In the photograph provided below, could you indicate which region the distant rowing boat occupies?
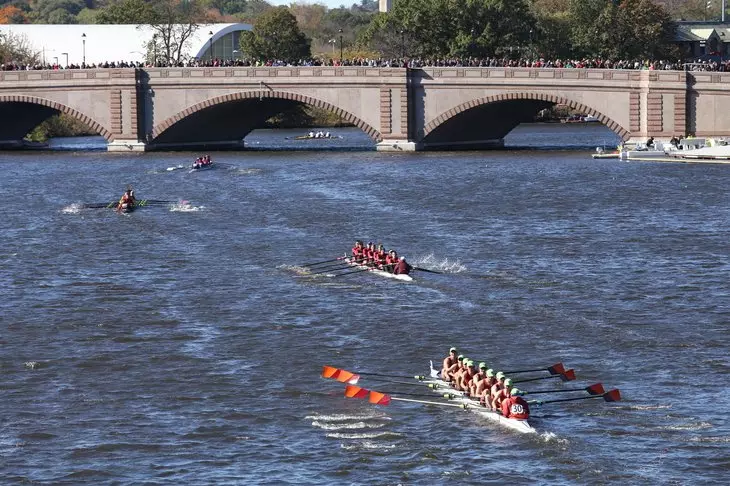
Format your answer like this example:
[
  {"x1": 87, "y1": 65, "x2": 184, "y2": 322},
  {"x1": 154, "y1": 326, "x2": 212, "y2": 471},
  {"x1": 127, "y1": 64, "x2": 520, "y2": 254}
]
[
  {"x1": 344, "y1": 257, "x2": 414, "y2": 281},
  {"x1": 424, "y1": 361, "x2": 536, "y2": 434}
]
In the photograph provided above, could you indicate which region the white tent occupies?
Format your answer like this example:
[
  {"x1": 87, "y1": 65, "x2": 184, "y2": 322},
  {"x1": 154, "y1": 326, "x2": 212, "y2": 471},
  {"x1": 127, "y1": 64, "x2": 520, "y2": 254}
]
[{"x1": 0, "y1": 23, "x2": 252, "y2": 66}]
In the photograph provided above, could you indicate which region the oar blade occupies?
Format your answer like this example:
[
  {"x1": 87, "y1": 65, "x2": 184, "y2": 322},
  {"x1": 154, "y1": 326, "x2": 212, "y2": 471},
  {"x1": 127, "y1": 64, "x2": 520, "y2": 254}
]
[
  {"x1": 344, "y1": 385, "x2": 369, "y2": 399},
  {"x1": 547, "y1": 363, "x2": 566, "y2": 375},
  {"x1": 322, "y1": 365, "x2": 339, "y2": 379},
  {"x1": 604, "y1": 389, "x2": 621, "y2": 402},
  {"x1": 369, "y1": 391, "x2": 391, "y2": 405},
  {"x1": 560, "y1": 369, "x2": 576, "y2": 382},
  {"x1": 586, "y1": 383, "x2": 605, "y2": 396},
  {"x1": 336, "y1": 370, "x2": 360, "y2": 384}
]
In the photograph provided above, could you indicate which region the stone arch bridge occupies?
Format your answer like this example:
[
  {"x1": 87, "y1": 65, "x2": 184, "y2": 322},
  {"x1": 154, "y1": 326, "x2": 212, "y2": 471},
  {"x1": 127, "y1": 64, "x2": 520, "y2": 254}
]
[{"x1": 1, "y1": 67, "x2": 729, "y2": 151}]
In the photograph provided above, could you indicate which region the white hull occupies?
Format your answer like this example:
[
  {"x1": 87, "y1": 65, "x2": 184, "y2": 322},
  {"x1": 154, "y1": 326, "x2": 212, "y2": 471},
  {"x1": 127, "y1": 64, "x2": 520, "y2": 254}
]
[
  {"x1": 424, "y1": 361, "x2": 536, "y2": 434},
  {"x1": 344, "y1": 258, "x2": 414, "y2": 281}
]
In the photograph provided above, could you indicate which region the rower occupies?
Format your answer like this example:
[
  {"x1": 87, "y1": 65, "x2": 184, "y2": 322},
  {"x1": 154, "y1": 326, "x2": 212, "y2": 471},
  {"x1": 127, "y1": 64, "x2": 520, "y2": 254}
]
[
  {"x1": 500, "y1": 388, "x2": 530, "y2": 419},
  {"x1": 441, "y1": 347, "x2": 458, "y2": 380},
  {"x1": 364, "y1": 242, "x2": 376, "y2": 264},
  {"x1": 487, "y1": 372, "x2": 507, "y2": 409},
  {"x1": 385, "y1": 250, "x2": 398, "y2": 272},
  {"x1": 469, "y1": 362, "x2": 488, "y2": 397},
  {"x1": 392, "y1": 256, "x2": 412, "y2": 275},
  {"x1": 374, "y1": 244, "x2": 387, "y2": 268},
  {"x1": 491, "y1": 377, "x2": 513, "y2": 411},
  {"x1": 476, "y1": 368, "x2": 497, "y2": 405},
  {"x1": 445, "y1": 354, "x2": 464, "y2": 384},
  {"x1": 351, "y1": 240, "x2": 364, "y2": 263},
  {"x1": 116, "y1": 187, "x2": 135, "y2": 212},
  {"x1": 457, "y1": 359, "x2": 476, "y2": 392}
]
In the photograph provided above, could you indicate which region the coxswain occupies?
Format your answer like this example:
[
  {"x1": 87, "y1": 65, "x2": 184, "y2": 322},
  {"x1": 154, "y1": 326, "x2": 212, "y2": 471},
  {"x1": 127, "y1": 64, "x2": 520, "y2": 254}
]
[
  {"x1": 500, "y1": 388, "x2": 530, "y2": 419},
  {"x1": 392, "y1": 256, "x2": 412, "y2": 275},
  {"x1": 351, "y1": 240, "x2": 364, "y2": 263},
  {"x1": 469, "y1": 362, "x2": 488, "y2": 397},
  {"x1": 374, "y1": 244, "x2": 387, "y2": 268},
  {"x1": 491, "y1": 377, "x2": 513, "y2": 411},
  {"x1": 476, "y1": 368, "x2": 497, "y2": 405},
  {"x1": 441, "y1": 347, "x2": 458, "y2": 380}
]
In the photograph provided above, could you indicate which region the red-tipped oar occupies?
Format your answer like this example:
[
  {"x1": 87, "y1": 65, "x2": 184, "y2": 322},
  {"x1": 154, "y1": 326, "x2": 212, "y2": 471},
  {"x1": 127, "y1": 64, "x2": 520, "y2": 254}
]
[
  {"x1": 504, "y1": 363, "x2": 565, "y2": 375},
  {"x1": 322, "y1": 365, "x2": 360, "y2": 384},
  {"x1": 519, "y1": 383, "x2": 604, "y2": 396},
  {"x1": 322, "y1": 366, "x2": 429, "y2": 385},
  {"x1": 529, "y1": 389, "x2": 621, "y2": 405},
  {"x1": 344, "y1": 385, "x2": 468, "y2": 409},
  {"x1": 514, "y1": 369, "x2": 576, "y2": 383}
]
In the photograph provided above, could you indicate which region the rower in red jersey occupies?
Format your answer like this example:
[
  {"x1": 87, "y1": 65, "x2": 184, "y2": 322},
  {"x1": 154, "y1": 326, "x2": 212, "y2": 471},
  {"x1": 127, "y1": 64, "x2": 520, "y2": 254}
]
[
  {"x1": 374, "y1": 244, "x2": 387, "y2": 268},
  {"x1": 491, "y1": 377, "x2": 513, "y2": 411},
  {"x1": 445, "y1": 354, "x2": 464, "y2": 383},
  {"x1": 476, "y1": 368, "x2": 497, "y2": 405},
  {"x1": 458, "y1": 360, "x2": 477, "y2": 394},
  {"x1": 441, "y1": 347, "x2": 458, "y2": 380},
  {"x1": 501, "y1": 388, "x2": 530, "y2": 419},
  {"x1": 365, "y1": 242, "x2": 376, "y2": 264},
  {"x1": 352, "y1": 240, "x2": 364, "y2": 263},
  {"x1": 469, "y1": 362, "x2": 488, "y2": 397},
  {"x1": 487, "y1": 372, "x2": 507, "y2": 409},
  {"x1": 385, "y1": 250, "x2": 398, "y2": 272}
]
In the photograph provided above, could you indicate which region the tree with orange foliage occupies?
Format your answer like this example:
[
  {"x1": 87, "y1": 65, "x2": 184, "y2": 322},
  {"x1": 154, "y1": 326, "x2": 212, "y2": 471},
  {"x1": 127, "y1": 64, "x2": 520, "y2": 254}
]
[{"x1": 0, "y1": 5, "x2": 29, "y2": 24}]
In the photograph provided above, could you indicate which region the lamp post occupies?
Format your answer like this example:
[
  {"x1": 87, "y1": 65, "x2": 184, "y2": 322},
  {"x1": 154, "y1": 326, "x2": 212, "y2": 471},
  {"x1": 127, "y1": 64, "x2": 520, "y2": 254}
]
[
  {"x1": 208, "y1": 30, "x2": 214, "y2": 61},
  {"x1": 338, "y1": 29, "x2": 343, "y2": 64},
  {"x1": 81, "y1": 33, "x2": 86, "y2": 66},
  {"x1": 529, "y1": 29, "x2": 533, "y2": 58},
  {"x1": 61, "y1": 52, "x2": 68, "y2": 68},
  {"x1": 53, "y1": 56, "x2": 58, "y2": 66},
  {"x1": 152, "y1": 34, "x2": 158, "y2": 66},
  {"x1": 400, "y1": 29, "x2": 405, "y2": 58},
  {"x1": 328, "y1": 38, "x2": 336, "y2": 56}
]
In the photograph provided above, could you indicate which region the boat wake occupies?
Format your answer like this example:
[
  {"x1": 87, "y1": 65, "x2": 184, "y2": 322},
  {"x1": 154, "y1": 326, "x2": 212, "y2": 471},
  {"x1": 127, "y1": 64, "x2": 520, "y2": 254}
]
[
  {"x1": 234, "y1": 168, "x2": 263, "y2": 176},
  {"x1": 62, "y1": 204, "x2": 83, "y2": 214},
  {"x1": 413, "y1": 254, "x2": 468, "y2": 273},
  {"x1": 170, "y1": 202, "x2": 203, "y2": 212}
]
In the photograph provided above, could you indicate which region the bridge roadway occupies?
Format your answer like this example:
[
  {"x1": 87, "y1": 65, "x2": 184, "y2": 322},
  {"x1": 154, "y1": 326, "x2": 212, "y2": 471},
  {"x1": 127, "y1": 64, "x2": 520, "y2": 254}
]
[{"x1": 1, "y1": 67, "x2": 729, "y2": 151}]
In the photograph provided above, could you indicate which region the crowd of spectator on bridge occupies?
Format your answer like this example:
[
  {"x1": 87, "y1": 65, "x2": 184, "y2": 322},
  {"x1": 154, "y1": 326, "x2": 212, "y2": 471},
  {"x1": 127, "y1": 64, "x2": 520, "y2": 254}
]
[{"x1": 2, "y1": 56, "x2": 729, "y2": 72}]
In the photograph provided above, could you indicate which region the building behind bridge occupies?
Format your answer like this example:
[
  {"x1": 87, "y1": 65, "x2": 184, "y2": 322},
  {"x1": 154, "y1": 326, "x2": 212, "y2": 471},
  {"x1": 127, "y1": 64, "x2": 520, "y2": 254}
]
[{"x1": 0, "y1": 23, "x2": 252, "y2": 67}]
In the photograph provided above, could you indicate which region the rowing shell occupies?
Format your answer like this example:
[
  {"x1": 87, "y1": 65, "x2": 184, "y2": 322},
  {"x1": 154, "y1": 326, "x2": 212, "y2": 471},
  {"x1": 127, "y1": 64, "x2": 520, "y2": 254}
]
[
  {"x1": 344, "y1": 258, "x2": 414, "y2": 282},
  {"x1": 424, "y1": 361, "x2": 536, "y2": 434}
]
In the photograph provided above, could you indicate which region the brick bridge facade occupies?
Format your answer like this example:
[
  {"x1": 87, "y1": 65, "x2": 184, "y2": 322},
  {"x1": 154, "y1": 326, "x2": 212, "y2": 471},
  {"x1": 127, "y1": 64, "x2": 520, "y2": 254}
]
[{"x1": 1, "y1": 67, "x2": 729, "y2": 151}]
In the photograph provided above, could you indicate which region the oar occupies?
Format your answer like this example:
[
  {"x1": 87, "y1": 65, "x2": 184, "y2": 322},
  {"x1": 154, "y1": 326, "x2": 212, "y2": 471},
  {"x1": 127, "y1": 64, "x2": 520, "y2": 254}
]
[
  {"x1": 302, "y1": 256, "x2": 348, "y2": 267},
  {"x1": 345, "y1": 385, "x2": 470, "y2": 408},
  {"x1": 520, "y1": 383, "x2": 604, "y2": 396},
  {"x1": 82, "y1": 202, "x2": 117, "y2": 209},
  {"x1": 514, "y1": 369, "x2": 576, "y2": 383},
  {"x1": 307, "y1": 263, "x2": 353, "y2": 274},
  {"x1": 529, "y1": 389, "x2": 621, "y2": 405},
  {"x1": 141, "y1": 199, "x2": 177, "y2": 205},
  {"x1": 321, "y1": 366, "x2": 429, "y2": 385},
  {"x1": 504, "y1": 363, "x2": 565, "y2": 375},
  {"x1": 333, "y1": 266, "x2": 377, "y2": 277},
  {"x1": 413, "y1": 266, "x2": 442, "y2": 274}
]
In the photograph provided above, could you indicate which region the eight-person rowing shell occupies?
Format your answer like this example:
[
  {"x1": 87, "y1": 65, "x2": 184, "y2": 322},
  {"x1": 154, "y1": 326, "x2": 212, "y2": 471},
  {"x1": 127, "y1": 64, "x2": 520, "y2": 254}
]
[
  {"x1": 192, "y1": 155, "x2": 213, "y2": 170},
  {"x1": 350, "y1": 240, "x2": 413, "y2": 276},
  {"x1": 440, "y1": 348, "x2": 531, "y2": 419}
]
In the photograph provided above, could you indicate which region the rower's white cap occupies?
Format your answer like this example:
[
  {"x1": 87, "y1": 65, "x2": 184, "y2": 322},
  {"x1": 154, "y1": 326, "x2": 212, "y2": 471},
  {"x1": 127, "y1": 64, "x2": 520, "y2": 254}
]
[{"x1": 400, "y1": 256, "x2": 405, "y2": 260}]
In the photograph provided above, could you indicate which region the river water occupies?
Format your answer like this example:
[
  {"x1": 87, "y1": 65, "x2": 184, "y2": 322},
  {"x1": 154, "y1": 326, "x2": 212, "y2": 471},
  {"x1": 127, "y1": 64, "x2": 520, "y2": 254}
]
[{"x1": 1, "y1": 124, "x2": 728, "y2": 485}]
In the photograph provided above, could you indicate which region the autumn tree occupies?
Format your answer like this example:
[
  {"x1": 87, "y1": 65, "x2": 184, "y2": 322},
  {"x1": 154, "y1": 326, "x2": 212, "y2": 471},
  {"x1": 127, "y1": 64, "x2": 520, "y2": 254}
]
[
  {"x1": 96, "y1": 0, "x2": 157, "y2": 24},
  {"x1": 0, "y1": 5, "x2": 29, "y2": 23}
]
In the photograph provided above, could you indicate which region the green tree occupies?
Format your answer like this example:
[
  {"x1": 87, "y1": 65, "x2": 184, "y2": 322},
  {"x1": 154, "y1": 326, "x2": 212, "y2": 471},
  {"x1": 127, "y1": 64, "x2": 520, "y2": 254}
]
[
  {"x1": 31, "y1": 0, "x2": 85, "y2": 23},
  {"x1": 239, "y1": 6, "x2": 311, "y2": 62},
  {"x1": 96, "y1": 0, "x2": 156, "y2": 24},
  {"x1": 570, "y1": 0, "x2": 675, "y2": 59}
]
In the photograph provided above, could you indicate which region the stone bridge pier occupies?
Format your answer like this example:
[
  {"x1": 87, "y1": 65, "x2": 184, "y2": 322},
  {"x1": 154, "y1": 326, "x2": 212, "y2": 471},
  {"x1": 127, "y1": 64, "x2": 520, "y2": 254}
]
[{"x1": 1, "y1": 67, "x2": 729, "y2": 151}]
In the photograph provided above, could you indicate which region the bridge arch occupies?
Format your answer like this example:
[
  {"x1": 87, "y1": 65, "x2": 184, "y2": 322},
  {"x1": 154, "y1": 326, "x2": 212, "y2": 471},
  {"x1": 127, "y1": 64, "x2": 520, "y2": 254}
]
[
  {"x1": 423, "y1": 92, "x2": 630, "y2": 142},
  {"x1": 0, "y1": 94, "x2": 113, "y2": 141},
  {"x1": 151, "y1": 91, "x2": 383, "y2": 143}
]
